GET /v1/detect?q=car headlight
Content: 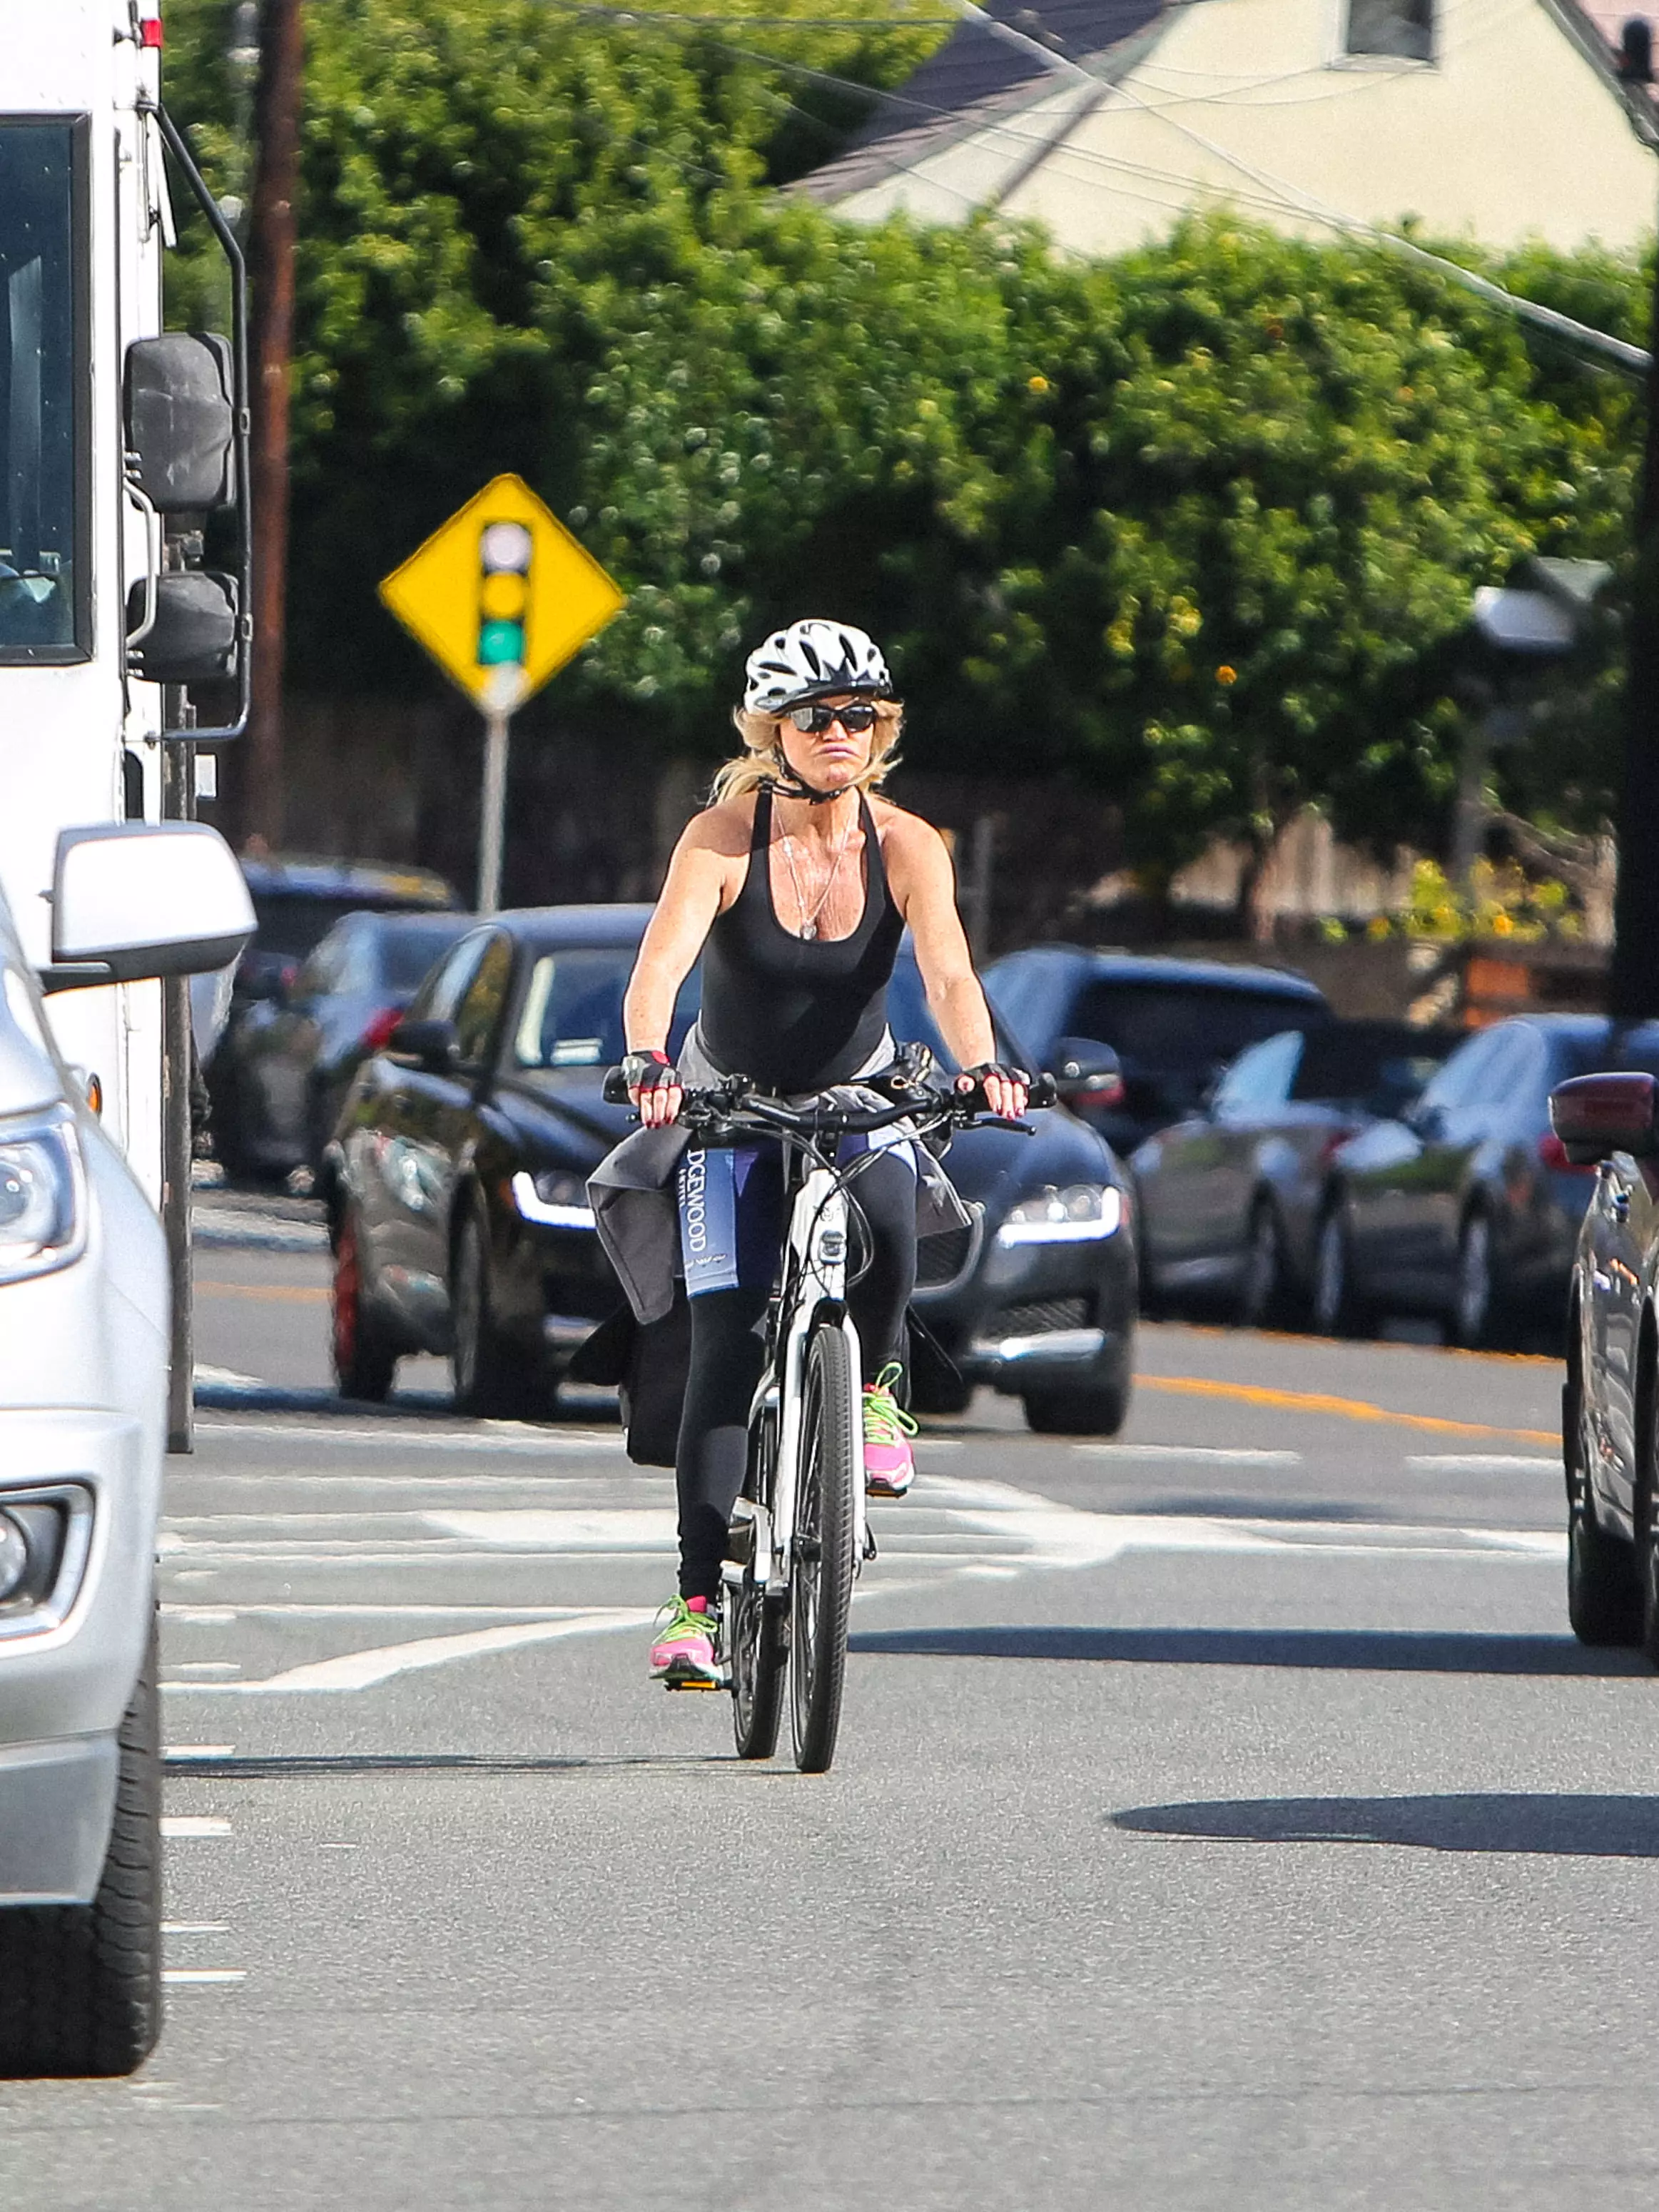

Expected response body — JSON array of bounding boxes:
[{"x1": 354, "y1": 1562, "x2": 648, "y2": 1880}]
[
  {"x1": 996, "y1": 1183, "x2": 1122, "y2": 1245},
  {"x1": 0, "y1": 1107, "x2": 86, "y2": 1284},
  {"x1": 510, "y1": 1167, "x2": 596, "y2": 1230}
]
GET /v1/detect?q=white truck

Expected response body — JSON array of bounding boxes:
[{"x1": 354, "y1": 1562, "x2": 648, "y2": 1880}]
[{"x1": 0, "y1": 0, "x2": 256, "y2": 2074}]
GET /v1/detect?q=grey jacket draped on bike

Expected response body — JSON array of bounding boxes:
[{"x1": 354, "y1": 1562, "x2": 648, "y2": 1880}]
[{"x1": 587, "y1": 1024, "x2": 972, "y2": 1328}]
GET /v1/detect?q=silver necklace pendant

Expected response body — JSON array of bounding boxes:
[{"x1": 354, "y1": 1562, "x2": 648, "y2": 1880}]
[{"x1": 800, "y1": 920, "x2": 818, "y2": 940}]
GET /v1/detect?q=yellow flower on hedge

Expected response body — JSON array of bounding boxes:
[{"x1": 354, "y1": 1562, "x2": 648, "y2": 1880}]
[
  {"x1": 1491, "y1": 911, "x2": 1514, "y2": 937},
  {"x1": 1217, "y1": 664, "x2": 1237, "y2": 685},
  {"x1": 1028, "y1": 375, "x2": 1050, "y2": 394},
  {"x1": 1367, "y1": 915, "x2": 1391, "y2": 941}
]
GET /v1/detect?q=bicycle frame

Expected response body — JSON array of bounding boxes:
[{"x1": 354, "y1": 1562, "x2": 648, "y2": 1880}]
[{"x1": 747, "y1": 1146, "x2": 867, "y2": 1600}]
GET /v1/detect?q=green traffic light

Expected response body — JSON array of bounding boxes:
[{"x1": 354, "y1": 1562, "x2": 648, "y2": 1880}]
[{"x1": 479, "y1": 619, "x2": 526, "y2": 667}]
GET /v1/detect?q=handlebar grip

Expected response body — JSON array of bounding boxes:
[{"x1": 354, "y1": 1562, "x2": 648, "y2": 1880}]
[
  {"x1": 1029, "y1": 1072, "x2": 1058, "y2": 1111},
  {"x1": 602, "y1": 1066, "x2": 632, "y2": 1107}
]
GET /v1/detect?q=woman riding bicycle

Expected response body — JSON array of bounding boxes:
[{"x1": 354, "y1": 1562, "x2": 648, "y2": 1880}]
[{"x1": 607, "y1": 619, "x2": 1028, "y2": 1686}]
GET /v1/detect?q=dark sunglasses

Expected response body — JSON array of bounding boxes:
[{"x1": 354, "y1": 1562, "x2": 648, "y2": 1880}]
[{"x1": 788, "y1": 701, "x2": 880, "y2": 734}]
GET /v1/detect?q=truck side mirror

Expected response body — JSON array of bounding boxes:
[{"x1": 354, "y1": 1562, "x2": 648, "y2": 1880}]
[
  {"x1": 124, "y1": 570, "x2": 238, "y2": 685},
  {"x1": 41, "y1": 823, "x2": 255, "y2": 992},
  {"x1": 124, "y1": 334, "x2": 236, "y2": 512}
]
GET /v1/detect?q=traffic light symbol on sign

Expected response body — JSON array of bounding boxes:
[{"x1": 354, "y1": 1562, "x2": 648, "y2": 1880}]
[{"x1": 479, "y1": 519, "x2": 533, "y2": 669}]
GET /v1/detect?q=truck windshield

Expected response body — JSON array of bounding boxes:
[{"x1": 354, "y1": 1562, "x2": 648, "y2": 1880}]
[{"x1": 0, "y1": 122, "x2": 81, "y2": 660}]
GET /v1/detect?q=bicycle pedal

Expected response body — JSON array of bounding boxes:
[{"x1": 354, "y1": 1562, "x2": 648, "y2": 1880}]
[{"x1": 664, "y1": 1673, "x2": 729, "y2": 1693}]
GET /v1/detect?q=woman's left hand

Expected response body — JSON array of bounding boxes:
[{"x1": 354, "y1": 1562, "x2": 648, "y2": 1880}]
[{"x1": 959, "y1": 1062, "x2": 1030, "y2": 1120}]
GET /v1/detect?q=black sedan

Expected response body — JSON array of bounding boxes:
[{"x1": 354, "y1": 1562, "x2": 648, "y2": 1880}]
[
  {"x1": 322, "y1": 905, "x2": 693, "y2": 1414},
  {"x1": 214, "y1": 908, "x2": 475, "y2": 1179},
  {"x1": 1131, "y1": 1020, "x2": 1458, "y2": 1326},
  {"x1": 1315, "y1": 1015, "x2": 1659, "y2": 1347},
  {"x1": 323, "y1": 910, "x2": 1136, "y2": 1432},
  {"x1": 984, "y1": 946, "x2": 1331, "y2": 1156},
  {"x1": 1551, "y1": 1067, "x2": 1659, "y2": 1654}
]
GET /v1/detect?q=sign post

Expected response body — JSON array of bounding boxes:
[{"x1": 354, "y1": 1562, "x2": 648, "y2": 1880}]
[{"x1": 378, "y1": 474, "x2": 624, "y2": 913}]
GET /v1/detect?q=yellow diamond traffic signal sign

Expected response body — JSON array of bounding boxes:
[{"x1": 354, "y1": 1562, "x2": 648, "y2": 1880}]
[{"x1": 377, "y1": 473, "x2": 624, "y2": 711}]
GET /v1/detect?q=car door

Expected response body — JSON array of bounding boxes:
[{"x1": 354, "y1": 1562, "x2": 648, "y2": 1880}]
[
  {"x1": 239, "y1": 928, "x2": 346, "y2": 1161},
  {"x1": 1146, "y1": 1033, "x2": 1299, "y2": 1287},
  {"x1": 1344, "y1": 1028, "x2": 1506, "y2": 1299},
  {"x1": 367, "y1": 930, "x2": 491, "y2": 1339},
  {"x1": 410, "y1": 930, "x2": 517, "y2": 1333}
]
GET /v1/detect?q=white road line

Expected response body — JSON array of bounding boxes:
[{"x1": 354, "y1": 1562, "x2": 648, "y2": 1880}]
[
  {"x1": 169, "y1": 1661, "x2": 241, "y2": 1676},
  {"x1": 163, "y1": 1747, "x2": 238, "y2": 1762},
  {"x1": 161, "y1": 1970, "x2": 246, "y2": 1987},
  {"x1": 194, "y1": 1421, "x2": 622, "y2": 1454},
  {"x1": 161, "y1": 1816, "x2": 232, "y2": 1838},
  {"x1": 162, "y1": 1922, "x2": 231, "y2": 1934},
  {"x1": 1407, "y1": 1454, "x2": 1560, "y2": 1472},
  {"x1": 194, "y1": 1365, "x2": 264, "y2": 1389},
  {"x1": 163, "y1": 1607, "x2": 657, "y2": 1693},
  {"x1": 1072, "y1": 1445, "x2": 1303, "y2": 1464},
  {"x1": 166, "y1": 1609, "x2": 238, "y2": 1625},
  {"x1": 168, "y1": 1470, "x2": 652, "y2": 1491}
]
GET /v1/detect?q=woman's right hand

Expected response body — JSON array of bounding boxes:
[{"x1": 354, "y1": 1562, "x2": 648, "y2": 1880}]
[{"x1": 622, "y1": 1049, "x2": 683, "y2": 1127}]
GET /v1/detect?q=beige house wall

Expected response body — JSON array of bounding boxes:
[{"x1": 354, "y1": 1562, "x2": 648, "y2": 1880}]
[{"x1": 833, "y1": 0, "x2": 1658, "y2": 253}]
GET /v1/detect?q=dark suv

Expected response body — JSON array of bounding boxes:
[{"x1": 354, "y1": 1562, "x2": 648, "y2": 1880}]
[{"x1": 985, "y1": 948, "x2": 1331, "y2": 1155}]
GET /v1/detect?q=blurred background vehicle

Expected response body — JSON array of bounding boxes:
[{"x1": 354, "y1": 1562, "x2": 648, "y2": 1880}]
[
  {"x1": 1314, "y1": 1013, "x2": 1659, "y2": 1347},
  {"x1": 1132, "y1": 1020, "x2": 1460, "y2": 1326},
  {"x1": 984, "y1": 948, "x2": 1331, "y2": 1156},
  {"x1": 209, "y1": 909, "x2": 476, "y2": 1182},
  {"x1": 886, "y1": 953, "x2": 1136, "y2": 1434},
  {"x1": 206, "y1": 856, "x2": 458, "y2": 1179}
]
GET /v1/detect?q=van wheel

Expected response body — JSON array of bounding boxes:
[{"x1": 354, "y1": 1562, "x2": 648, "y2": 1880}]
[
  {"x1": 1238, "y1": 1199, "x2": 1291, "y2": 1330},
  {"x1": 1312, "y1": 1207, "x2": 1370, "y2": 1339},
  {"x1": 452, "y1": 1204, "x2": 541, "y2": 1418},
  {"x1": 333, "y1": 1208, "x2": 397, "y2": 1401},
  {"x1": 0, "y1": 1610, "x2": 163, "y2": 2078},
  {"x1": 1023, "y1": 1376, "x2": 1130, "y2": 1436}
]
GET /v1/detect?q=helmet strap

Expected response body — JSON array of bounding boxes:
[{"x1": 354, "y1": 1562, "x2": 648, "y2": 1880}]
[{"x1": 766, "y1": 768, "x2": 846, "y2": 807}]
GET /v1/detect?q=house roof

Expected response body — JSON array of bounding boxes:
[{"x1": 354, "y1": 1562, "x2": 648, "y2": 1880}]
[
  {"x1": 796, "y1": 0, "x2": 1167, "y2": 203},
  {"x1": 799, "y1": 0, "x2": 1658, "y2": 210}
]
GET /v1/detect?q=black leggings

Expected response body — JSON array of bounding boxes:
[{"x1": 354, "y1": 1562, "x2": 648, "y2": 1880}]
[{"x1": 674, "y1": 1147, "x2": 916, "y2": 1603}]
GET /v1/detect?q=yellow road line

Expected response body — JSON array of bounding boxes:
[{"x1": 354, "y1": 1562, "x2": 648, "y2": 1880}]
[
  {"x1": 196, "y1": 1281, "x2": 330, "y2": 1305},
  {"x1": 1137, "y1": 1372, "x2": 1556, "y2": 1447}
]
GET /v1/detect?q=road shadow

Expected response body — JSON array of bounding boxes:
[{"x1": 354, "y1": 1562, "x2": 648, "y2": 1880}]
[
  {"x1": 193, "y1": 1380, "x2": 621, "y2": 1427},
  {"x1": 1112, "y1": 1793, "x2": 1659, "y2": 1857},
  {"x1": 848, "y1": 1625, "x2": 1649, "y2": 1676}
]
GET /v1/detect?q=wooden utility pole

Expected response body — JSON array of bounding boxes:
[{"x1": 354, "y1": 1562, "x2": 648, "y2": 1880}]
[
  {"x1": 1610, "y1": 19, "x2": 1659, "y2": 1016},
  {"x1": 243, "y1": 0, "x2": 304, "y2": 851}
]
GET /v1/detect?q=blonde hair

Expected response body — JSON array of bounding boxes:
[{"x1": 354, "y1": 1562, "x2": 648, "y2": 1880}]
[{"x1": 710, "y1": 701, "x2": 904, "y2": 806}]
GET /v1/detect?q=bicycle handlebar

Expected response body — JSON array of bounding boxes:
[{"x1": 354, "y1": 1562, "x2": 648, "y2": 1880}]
[{"x1": 601, "y1": 1063, "x2": 1057, "y2": 1132}]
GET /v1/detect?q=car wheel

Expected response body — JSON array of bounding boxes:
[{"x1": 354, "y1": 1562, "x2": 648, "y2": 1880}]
[
  {"x1": 1311, "y1": 1206, "x2": 1369, "y2": 1339},
  {"x1": 332, "y1": 1206, "x2": 397, "y2": 1401},
  {"x1": 452, "y1": 1203, "x2": 542, "y2": 1419},
  {"x1": 0, "y1": 1607, "x2": 162, "y2": 2078},
  {"x1": 907, "y1": 1370, "x2": 973, "y2": 1416},
  {"x1": 1451, "y1": 1212, "x2": 1498, "y2": 1349},
  {"x1": 1023, "y1": 1373, "x2": 1130, "y2": 1436},
  {"x1": 1238, "y1": 1198, "x2": 1290, "y2": 1331},
  {"x1": 1566, "y1": 1373, "x2": 1639, "y2": 1646}
]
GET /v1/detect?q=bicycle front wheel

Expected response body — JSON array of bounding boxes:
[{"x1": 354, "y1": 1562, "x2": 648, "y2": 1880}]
[{"x1": 791, "y1": 1321, "x2": 859, "y2": 1773}]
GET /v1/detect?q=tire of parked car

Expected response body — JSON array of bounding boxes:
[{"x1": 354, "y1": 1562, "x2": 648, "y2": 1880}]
[
  {"x1": 1022, "y1": 1349, "x2": 1132, "y2": 1437},
  {"x1": 1451, "y1": 1210, "x2": 1500, "y2": 1349},
  {"x1": 1238, "y1": 1196, "x2": 1292, "y2": 1331},
  {"x1": 1310, "y1": 1202, "x2": 1371, "y2": 1339},
  {"x1": 451, "y1": 1201, "x2": 544, "y2": 1419},
  {"x1": 332, "y1": 1204, "x2": 397, "y2": 1402},
  {"x1": 0, "y1": 1609, "x2": 163, "y2": 2079},
  {"x1": 1564, "y1": 1367, "x2": 1640, "y2": 1647}
]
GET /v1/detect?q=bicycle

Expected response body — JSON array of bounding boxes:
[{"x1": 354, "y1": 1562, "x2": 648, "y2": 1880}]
[{"x1": 604, "y1": 1057, "x2": 1052, "y2": 1773}]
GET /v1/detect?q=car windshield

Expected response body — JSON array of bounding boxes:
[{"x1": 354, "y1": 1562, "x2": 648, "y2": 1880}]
[
  {"x1": 514, "y1": 948, "x2": 699, "y2": 1071},
  {"x1": 377, "y1": 920, "x2": 472, "y2": 995},
  {"x1": 1291, "y1": 1026, "x2": 1457, "y2": 1117},
  {"x1": 1072, "y1": 983, "x2": 1324, "y2": 1072},
  {"x1": 0, "y1": 122, "x2": 81, "y2": 659},
  {"x1": 1560, "y1": 1028, "x2": 1659, "y2": 1080}
]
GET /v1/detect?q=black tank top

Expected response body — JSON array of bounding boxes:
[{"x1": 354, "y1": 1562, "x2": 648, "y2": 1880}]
[{"x1": 699, "y1": 787, "x2": 905, "y2": 1094}]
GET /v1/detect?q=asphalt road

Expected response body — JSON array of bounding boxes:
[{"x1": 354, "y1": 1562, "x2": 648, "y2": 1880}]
[{"x1": 10, "y1": 1215, "x2": 1659, "y2": 2209}]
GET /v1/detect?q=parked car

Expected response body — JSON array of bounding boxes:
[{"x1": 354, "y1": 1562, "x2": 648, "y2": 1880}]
[
  {"x1": 1132, "y1": 1020, "x2": 1459, "y2": 1326},
  {"x1": 886, "y1": 957, "x2": 1137, "y2": 1434},
  {"x1": 984, "y1": 948, "x2": 1331, "y2": 1156},
  {"x1": 208, "y1": 854, "x2": 458, "y2": 1177},
  {"x1": 1314, "y1": 1015, "x2": 1659, "y2": 1346},
  {"x1": 324, "y1": 912, "x2": 1137, "y2": 1433},
  {"x1": 210, "y1": 908, "x2": 476, "y2": 1179},
  {"x1": 0, "y1": 821, "x2": 253, "y2": 2076},
  {"x1": 1551, "y1": 1067, "x2": 1659, "y2": 1654}
]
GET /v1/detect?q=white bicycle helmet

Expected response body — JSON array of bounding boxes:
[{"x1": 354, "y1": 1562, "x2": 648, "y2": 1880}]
[{"x1": 742, "y1": 618, "x2": 893, "y2": 714}]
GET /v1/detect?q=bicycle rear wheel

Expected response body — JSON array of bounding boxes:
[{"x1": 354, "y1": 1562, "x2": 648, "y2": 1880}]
[
  {"x1": 731, "y1": 1574, "x2": 787, "y2": 1760},
  {"x1": 790, "y1": 1321, "x2": 858, "y2": 1773}
]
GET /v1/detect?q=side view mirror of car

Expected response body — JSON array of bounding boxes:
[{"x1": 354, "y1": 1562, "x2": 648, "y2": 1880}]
[
  {"x1": 1548, "y1": 1072, "x2": 1659, "y2": 1165},
  {"x1": 1051, "y1": 1037, "x2": 1125, "y2": 1107},
  {"x1": 388, "y1": 1015, "x2": 460, "y2": 1073},
  {"x1": 39, "y1": 822, "x2": 255, "y2": 993}
]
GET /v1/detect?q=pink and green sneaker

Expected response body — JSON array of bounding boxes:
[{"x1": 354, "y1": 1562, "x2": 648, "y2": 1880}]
[
  {"x1": 863, "y1": 1363, "x2": 918, "y2": 1498},
  {"x1": 649, "y1": 1595, "x2": 724, "y2": 1689}
]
